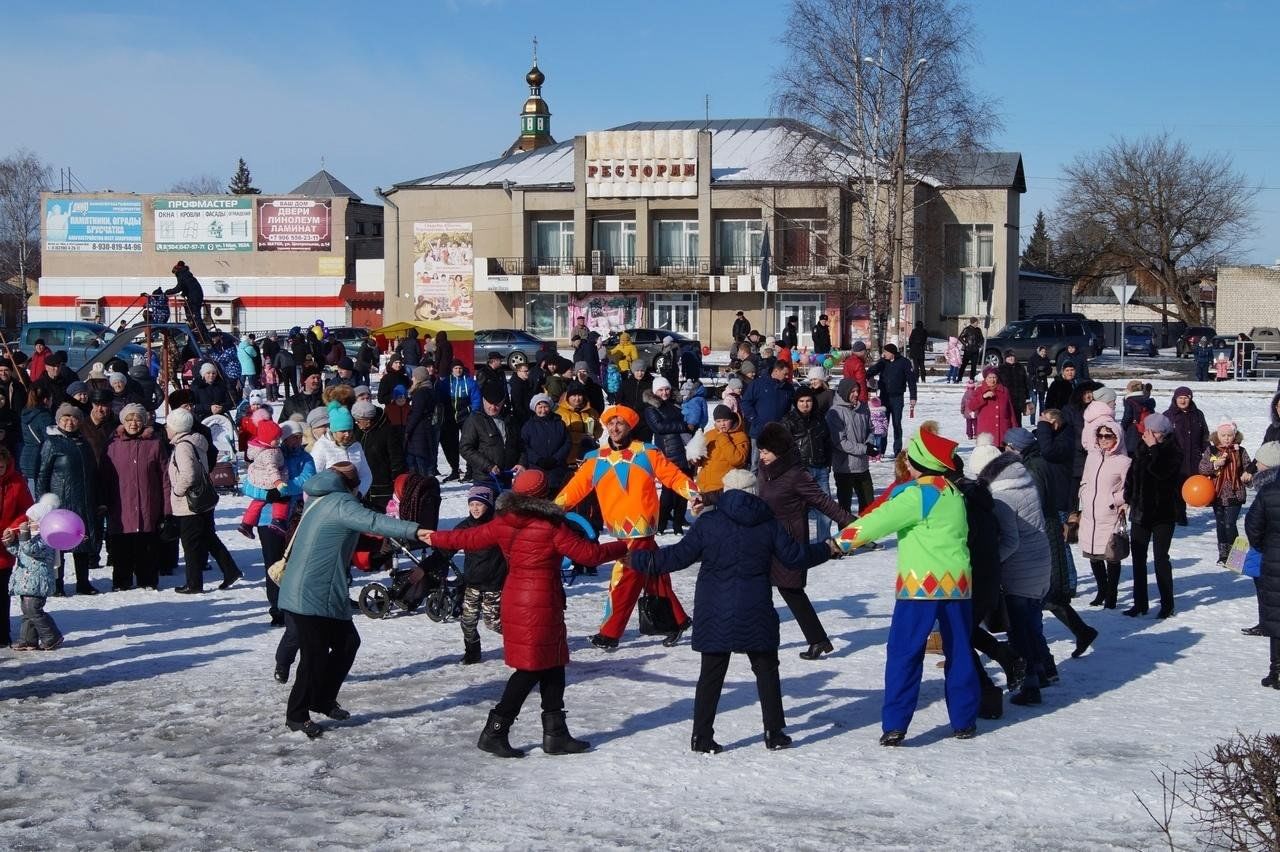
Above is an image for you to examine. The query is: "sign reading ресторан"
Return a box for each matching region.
[585,129,698,198]
[153,196,253,252]
[256,198,332,251]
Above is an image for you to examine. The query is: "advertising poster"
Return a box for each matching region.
[154,197,253,252]
[44,198,142,252]
[256,198,331,251]
[412,222,474,325]
[569,294,641,335]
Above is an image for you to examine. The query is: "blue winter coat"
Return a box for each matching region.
[437,375,481,424]
[866,355,918,400]
[642,392,689,467]
[682,384,708,430]
[405,384,437,459]
[243,444,314,503]
[740,377,795,440]
[278,470,420,620]
[8,533,57,598]
[631,489,830,653]
[20,407,53,479]
[519,413,570,472]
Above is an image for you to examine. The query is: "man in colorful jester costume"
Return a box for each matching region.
[834,427,980,746]
[556,404,699,649]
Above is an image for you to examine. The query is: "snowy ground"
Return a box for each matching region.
[0,380,1277,850]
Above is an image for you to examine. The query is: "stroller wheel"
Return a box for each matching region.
[425,588,453,622]
[359,583,393,619]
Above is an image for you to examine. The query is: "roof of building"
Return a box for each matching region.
[289,169,362,202]
[1018,268,1070,283]
[394,118,1024,192]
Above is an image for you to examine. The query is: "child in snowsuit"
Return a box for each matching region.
[6,494,64,651]
[605,356,623,404]
[1214,353,1231,381]
[445,485,507,664]
[867,397,889,459]
[1199,420,1252,565]
[835,428,980,745]
[945,337,963,384]
[240,419,289,538]
[961,379,980,439]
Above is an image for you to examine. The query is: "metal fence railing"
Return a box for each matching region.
[484,256,846,277]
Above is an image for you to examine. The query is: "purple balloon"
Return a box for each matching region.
[41,509,85,551]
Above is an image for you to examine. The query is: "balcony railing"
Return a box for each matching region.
[485,256,846,276]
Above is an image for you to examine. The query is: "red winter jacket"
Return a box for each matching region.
[965,383,1016,446]
[841,354,869,403]
[431,494,627,670]
[0,462,34,571]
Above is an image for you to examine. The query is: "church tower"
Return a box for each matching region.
[504,38,555,157]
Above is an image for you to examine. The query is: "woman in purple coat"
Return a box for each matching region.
[1164,386,1209,525]
[102,403,169,590]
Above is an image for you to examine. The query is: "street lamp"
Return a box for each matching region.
[863,56,927,347]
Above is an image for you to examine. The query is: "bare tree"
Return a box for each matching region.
[1055,133,1257,325]
[775,0,999,342]
[0,149,53,324]
[169,174,223,195]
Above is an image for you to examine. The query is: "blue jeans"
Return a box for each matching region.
[807,466,833,542]
[882,395,906,457]
[945,366,960,383]
[883,598,980,734]
[1004,594,1052,690]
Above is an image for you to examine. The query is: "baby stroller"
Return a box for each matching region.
[357,540,462,620]
[201,412,240,493]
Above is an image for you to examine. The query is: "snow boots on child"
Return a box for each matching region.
[541,710,589,755]
[478,711,524,758]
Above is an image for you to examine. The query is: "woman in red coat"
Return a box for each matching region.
[428,468,627,759]
[0,446,35,645]
[965,367,1016,446]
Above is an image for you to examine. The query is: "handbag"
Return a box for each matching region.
[637,577,680,636]
[1103,512,1130,563]
[185,468,218,514]
[266,496,325,585]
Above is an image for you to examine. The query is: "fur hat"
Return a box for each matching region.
[712,404,735,422]
[107,371,127,386]
[1255,441,1280,469]
[119,402,150,424]
[351,400,378,420]
[306,407,330,430]
[166,408,194,436]
[726,377,744,391]
[756,422,794,457]
[529,393,554,412]
[969,434,1003,476]
[651,376,672,393]
[54,403,83,423]
[353,386,371,398]
[722,468,758,496]
[481,382,507,406]
[88,363,106,379]
[25,493,60,524]
[512,468,548,498]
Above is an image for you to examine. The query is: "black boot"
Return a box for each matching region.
[541,710,589,755]
[1043,657,1059,685]
[1072,625,1099,659]
[764,729,793,750]
[1265,639,1280,689]
[978,685,1003,720]
[462,642,481,665]
[1105,563,1122,609]
[798,639,834,660]
[690,734,723,754]
[477,711,524,758]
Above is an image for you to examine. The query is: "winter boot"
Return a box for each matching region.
[1010,686,1042,706]
[691,734,724,754]
[477,711,524,758]
[541,710,590,755]
[1072,625,1099,658]
[1105,563,1122,609]
[462,642,481,665]
[764,729,793,750]
[978,685,1003,720]
[1042,657,1060,686]
[1264,639,1280,689]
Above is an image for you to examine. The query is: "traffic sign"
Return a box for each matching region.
[902,275,921,305]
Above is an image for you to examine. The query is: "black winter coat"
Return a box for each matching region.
[1124,437,1183,528]
[377,367,412,405]
[190,375,235,418]
[731,317,751,341]
[811,323,832,354]
[1245,479,1280,638]
[758,449,853,588]
[953,477,1003,620]
[404,385,437,460]
[460,412,521,482]
[573,337,600,378]
[782,408,831,469]
[1044,377,1077,413]
[642,392,688,467]
[33,366,77,409]
[617,375,652,440]
[19,407,52,478]
[36,427,100,554]
[631,489,830,653]
[1060,349,1090,380]
[1027,353,1053,394]
[866,355,917,400]
[508,375,537,429]
[448,513,508,592]
[519,413,570,481]
[1033,421,1075,509]
[1266,392,1280,445]
[1062,400,1088,478]
[998,361,1030,414]
[359,414,405,509]
[1121,394,1154,455]
[278,389,323,423]
[1164,401,1209,478]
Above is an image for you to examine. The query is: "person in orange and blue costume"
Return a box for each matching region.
[556,404,699,649]
[834,427,980,746]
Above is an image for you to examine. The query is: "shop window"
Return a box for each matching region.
[648,293,699,337]
[943,224,993,316]
[525,293,570,339]
[533,220,575,270]
[717,219,763,271]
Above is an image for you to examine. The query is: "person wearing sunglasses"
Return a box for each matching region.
[1078,422,1131,609]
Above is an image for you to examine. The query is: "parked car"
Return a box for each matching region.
[15,321,128,374]
[1176,325,1216,358]
[1248,327,1280,364]
[1031,313,1104,356]
[327,326,371,358]
[983,317,1092,369]
[1123,324,1159,357]
[602,328,702,370]
[473,329,557,367]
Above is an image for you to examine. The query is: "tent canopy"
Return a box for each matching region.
[371,320,474,341]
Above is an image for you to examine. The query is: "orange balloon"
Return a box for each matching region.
[1181,474,1215,508]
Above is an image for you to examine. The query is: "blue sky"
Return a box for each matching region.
[3,0,1277,262]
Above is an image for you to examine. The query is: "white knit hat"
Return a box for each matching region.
[722,468,758,495]
[807,366,827,381]
[651,376,672,393]
[968,433,1003,477]
[166,408,194,436]
[529,392,554,412]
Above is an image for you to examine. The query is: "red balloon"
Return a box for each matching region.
[1181,474,1215,508]
[702,345,711,357]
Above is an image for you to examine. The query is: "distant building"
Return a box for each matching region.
[1215,265,1280,334]
[34,169,383,333]
[1017,268,1072,318]
[380,58,1025,350]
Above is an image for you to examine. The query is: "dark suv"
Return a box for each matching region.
[1176,326,1216,358]
[984,318,1093,368]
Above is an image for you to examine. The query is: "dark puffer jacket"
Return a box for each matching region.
[442,511,508,592]
[190,374,235,418]
[642,391,688,468]
[1265,391,1280,446]
[519,412,570,493]
[782,408,832,469]
[1124,435,1183,528]
[1245,479,1280,638]
[632,489,830,653]
[430,493,627,670]
[460,412,521,482]
[1164,397,1209,479]
[758,448,854,589]
[19,406,53,479]
[358,412,406,510]
[403,384,436,462]
[36,427,100,554]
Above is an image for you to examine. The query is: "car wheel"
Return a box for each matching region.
[983,350,1001,369]
[507,351,528,368]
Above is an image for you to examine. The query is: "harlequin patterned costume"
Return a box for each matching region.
[556,405,698,641]
[835,428,980,739]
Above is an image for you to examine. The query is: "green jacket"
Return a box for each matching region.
[278,469,419,620]
[836,475,971,600]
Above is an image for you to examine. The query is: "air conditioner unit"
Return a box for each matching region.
[591,250,603,275]
[76,300,101,321]
[209,303,233,322]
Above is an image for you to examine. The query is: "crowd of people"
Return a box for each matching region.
[4,312,1280,756]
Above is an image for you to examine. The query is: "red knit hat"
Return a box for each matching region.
[512,468,549,498]
[255,419,282,445]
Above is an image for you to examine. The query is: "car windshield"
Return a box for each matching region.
[995,322,1031,338]
[1127,326,1152,335]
